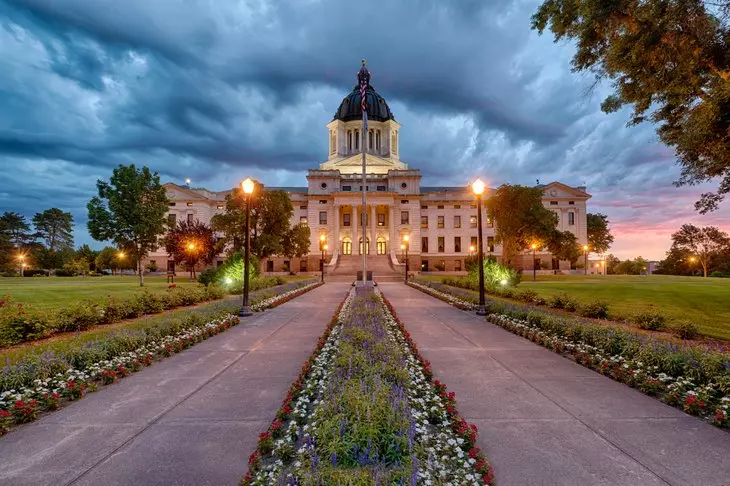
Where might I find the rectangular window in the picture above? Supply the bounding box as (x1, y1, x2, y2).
(377, 213, 385, 226)
(569, 201, 575, 205)
(454, 204, 461, 209)
(401, 211, 409, 224)
(377, 185, 386, 192)
(421, 237, 428, 253)
(487, 236, 494, 252)
(421, 216, 428, 229)
(343, 213, 351, 227)
(455, 259, 462, 271)
(487, 216, 493, 228)
(342, 185, 351, 191)
(299, 259, 307, 272)
(186, 202, 193, 207)
(319, 211, 327, 224)
(550, 201, 558, 205)
(470, 215, 477, 228)
(168, 202, 176, 207)
(437, 216, 445, 228)
(454, 237, 461, 253)
(300, 205, 307, 210)
(421, 205, 427, 210)
(187, 214, 194, 223)
(568, 212, 575, 225)
(300, 216, 308, 226)
(216, 205, 224, 210)
(454, 215, 461, 228)
(168, 213, 176, 226)
(437, 205, 444, 209)
(471, 236, 478, 250)
(438, 237, 445, 253)
(401, 199, 409, 204)
(319, 200, 327, 204)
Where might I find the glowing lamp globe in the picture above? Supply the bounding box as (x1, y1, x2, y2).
(471, 178, 485, 196)
(241, 178, 255, 195)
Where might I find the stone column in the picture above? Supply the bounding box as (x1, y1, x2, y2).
(370, 204, 377, 255)
(389, 204, 395, 254)
(333, 204, 340, 252)
(352, 205, 358, 254)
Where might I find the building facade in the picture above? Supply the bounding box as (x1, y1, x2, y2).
(151, 74, 591, 275)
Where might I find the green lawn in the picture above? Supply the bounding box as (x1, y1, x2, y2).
(0, 275, 309, 311)
(423, 274, 730, 340)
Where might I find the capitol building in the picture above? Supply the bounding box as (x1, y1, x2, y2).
(152, 71, 590, 276)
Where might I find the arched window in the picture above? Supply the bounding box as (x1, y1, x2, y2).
(375, 130, 381, 151)
(329, 131, 336, 154)
(376, 236, 386, 255)
(368, 130, 373, 150)
(347, 130, 352, 152)
(342, 237, 352, 255)
(354, 129, 359, 150)
(359, 237, 370, 255)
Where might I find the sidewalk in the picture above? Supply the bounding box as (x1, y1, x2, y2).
(381, 283, 730, 486)
(0, 283, 349, 486)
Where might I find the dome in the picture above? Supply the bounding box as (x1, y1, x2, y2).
(333, 84, 395, 122)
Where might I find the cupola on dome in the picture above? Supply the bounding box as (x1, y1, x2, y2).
(333, 62, 395, 122)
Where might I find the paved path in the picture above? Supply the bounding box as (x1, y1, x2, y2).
(0, 283, 349, 486)
(381, 283, 730, 486)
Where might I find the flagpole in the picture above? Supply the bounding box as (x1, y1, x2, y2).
(358, 59, 369, 285)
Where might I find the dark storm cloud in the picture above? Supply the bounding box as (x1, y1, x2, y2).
(0, 0, 727, 258)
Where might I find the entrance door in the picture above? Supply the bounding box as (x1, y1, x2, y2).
(376, 237, 386, 255)
(359, 237, 369, 255)
(342, 237, 352, 255)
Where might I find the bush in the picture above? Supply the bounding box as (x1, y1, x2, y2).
(515, 289, 539, 303)
(633, 311, 667, 331)
(54, 269, 76, 277)
(198, 268, 218, 287)
(468, 259, 521, 288)
(709, 271, 729, 278)
(580, 300, 610, 319)
(548, 293, 579, 311)
(672, 321, 699, 340)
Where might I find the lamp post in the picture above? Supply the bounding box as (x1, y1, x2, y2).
(471, 178, 487, 316)
(240, 178, 255, 317)
(688, 256, 696, 277)
(187, 242, 196, 281)
(319, 234, 327, 283)
(402, 234, 410, 283)
(583, 245, 589, 275)
(17, 254, 25, 277)
(530, 243, 537, 281)
(117, 251, 125, 276)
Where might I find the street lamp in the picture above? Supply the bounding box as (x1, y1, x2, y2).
(320, 234, 327, 283)
(402, 234, 410, 283)
(583, 245, 589, 275)
(471, 178, 487, 316)
(688, 256, 696, 277)
(240, 177, 255, 317)
(531, 243, 537, 281)
(186, 242, 196, 281)
(17, 254, 25, 277)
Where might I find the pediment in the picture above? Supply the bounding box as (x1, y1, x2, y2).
(542, 182, 591, 199)
(164, 183, 209, 200)
(320, 154, 408, 174)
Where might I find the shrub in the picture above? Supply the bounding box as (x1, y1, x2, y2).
(467, 259, 521, 288)
(54, 269, 76, 277)
(198, 268, 218, 287)
(516, 289, 538, 303)
(548, 293, 578, 311)
(709, 271, 728, 278)
(672, 321, 700, 340)
(580, 301, 610, 319)
(633, 311, 667, 331)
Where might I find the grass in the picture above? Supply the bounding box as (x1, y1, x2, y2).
(422, 274, 730, 341)
(0, 274, 308, 311)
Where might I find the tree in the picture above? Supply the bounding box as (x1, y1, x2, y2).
(282, 223, 311, 259)
(32, 208, 74, 252)
(76, 244, 99, 272)
(164, 219, 222, 280)
(604, 254, 621, 275)
(212, 184, 298, 260)
(615, 256, 649, 275)
(95, 246, 123, 275)
(0, 212, 33, 248)
(485, 184, 558, 267)
(669, 224, 730, 277)
(87, 164, 169, 286)
(532, 0, 730, 213)
(587, 213, 615, 254)
(547, 230, 582, 266)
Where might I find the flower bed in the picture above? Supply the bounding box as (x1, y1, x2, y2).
(408, 280, 730, 430)
(243, 289, 495, 484)
(0, 280, 322, 436)
(250, 281, 321, 312)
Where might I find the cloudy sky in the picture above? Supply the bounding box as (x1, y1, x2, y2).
(1, 0, 727, 260)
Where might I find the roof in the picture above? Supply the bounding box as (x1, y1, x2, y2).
(333, 84, 395, 122)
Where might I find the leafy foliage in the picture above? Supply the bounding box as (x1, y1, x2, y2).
(87, 165, 169, 286)
(485, 184, 558, 267)
(164, 219, 222, 279)
(468, 258, 522, 288)
(587, 213, 614, 253)
(532, 0, 730, 213)
(669, 224, 730, 277)
(32, 208, 74, 253)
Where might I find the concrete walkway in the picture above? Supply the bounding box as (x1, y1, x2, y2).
(381, 283, 730, 486)
(0, 283, 349, 486)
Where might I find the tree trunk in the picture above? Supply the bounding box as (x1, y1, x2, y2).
(137, 250, 144, 287)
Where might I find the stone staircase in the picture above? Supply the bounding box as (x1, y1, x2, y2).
(330, 255, 403, 282)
